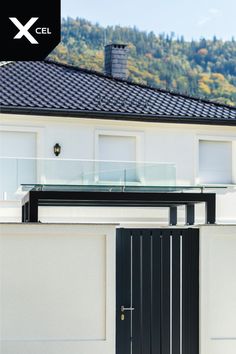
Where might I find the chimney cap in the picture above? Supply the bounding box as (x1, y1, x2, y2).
(105, 43, 128, 49)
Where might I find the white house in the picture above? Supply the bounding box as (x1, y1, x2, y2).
(0, 45, 236, 354)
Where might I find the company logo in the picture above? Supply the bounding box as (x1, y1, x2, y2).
(9, 17, 52, 44)
(9, 17, 39, 44)
(1, 0, 61, 61)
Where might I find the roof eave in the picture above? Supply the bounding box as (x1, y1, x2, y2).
(1, 106, 235, 126)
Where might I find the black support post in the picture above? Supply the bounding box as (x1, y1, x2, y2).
(186, 204, 195, 225)
(21, 204, 25, 223)
(205, 194, 216, 224)
(28, 193, 39, 222)
(169, 206, 177, 225)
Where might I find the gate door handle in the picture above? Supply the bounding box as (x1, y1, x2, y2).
(121, 305, 135, 312)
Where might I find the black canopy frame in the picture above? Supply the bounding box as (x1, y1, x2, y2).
(21, 189, 216, 225)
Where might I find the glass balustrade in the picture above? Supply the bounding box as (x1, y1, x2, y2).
(1, 157, 234, 201)
(0, 157, 176, 200)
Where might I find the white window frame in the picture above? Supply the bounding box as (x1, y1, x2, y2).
(94, 129, 145, 184)
(0, 125, 45, 185)
(195, 135, 236, 185)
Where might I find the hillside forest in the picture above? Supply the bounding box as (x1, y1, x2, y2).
(50, 18, 236, 106)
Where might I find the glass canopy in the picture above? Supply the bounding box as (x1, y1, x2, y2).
(21, 184, 229, 193)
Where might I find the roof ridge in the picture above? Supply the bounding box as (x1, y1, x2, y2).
(44, 59, 236, 111)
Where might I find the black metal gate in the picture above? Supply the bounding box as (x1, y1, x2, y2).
(116, 228, 199, 354)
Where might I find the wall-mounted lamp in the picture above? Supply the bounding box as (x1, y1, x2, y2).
(53, 143, 61, 157)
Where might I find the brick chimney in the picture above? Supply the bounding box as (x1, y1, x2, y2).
(104, 43, 128, 79)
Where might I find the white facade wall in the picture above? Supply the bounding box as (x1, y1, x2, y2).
(0, 113, 236, 223)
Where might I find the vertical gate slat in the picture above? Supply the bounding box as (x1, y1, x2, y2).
(151, 229, 162, 354)
(132, 230, 142, 354)
(142, 230, 152, 354)
(161, 230, 170, 354)
(172, 230, 181, 354)
(182, 229, 199, 354)
(116, 228, 131, 354)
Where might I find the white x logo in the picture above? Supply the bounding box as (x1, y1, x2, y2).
(9, 17, 39, 44)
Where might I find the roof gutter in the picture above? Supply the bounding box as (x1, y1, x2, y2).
(1, 106, 236, 126)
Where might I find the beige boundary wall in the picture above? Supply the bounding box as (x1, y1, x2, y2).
(0, 224, 116, 354)
(0, 223, 236, 354)
(200, 225, 236, 354)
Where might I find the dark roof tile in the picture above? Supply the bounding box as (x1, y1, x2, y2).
(0, 60, 235, 123)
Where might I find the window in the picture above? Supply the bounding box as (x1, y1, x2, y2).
(0, 131, 37, 199)
(98, 135, 137, 182)
(199, 140, 232, 184)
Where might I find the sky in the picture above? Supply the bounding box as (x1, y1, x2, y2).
(61, 0, 235, 41)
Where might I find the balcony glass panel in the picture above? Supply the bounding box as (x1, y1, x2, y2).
(0, 157, 234, 201)
(0, 157, 176, 200)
